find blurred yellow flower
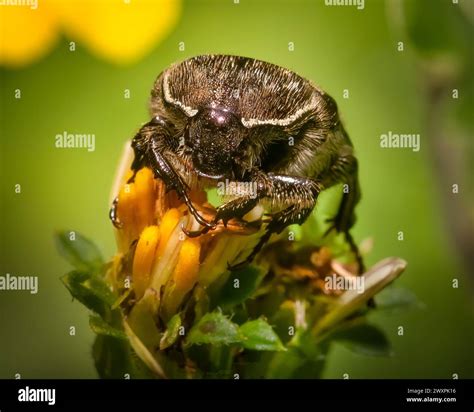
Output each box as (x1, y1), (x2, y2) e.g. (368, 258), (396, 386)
(0, 0), (181, 68)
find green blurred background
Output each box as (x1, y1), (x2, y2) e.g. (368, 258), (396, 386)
(1, 0), (473, 378)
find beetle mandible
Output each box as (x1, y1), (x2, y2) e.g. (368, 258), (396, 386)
(111, 55), (363, 271)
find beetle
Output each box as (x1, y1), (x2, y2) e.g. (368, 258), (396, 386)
(111, 55), (363, 271)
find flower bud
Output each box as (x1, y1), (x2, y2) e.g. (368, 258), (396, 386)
(134, 167), (156, 228)
(117, 182), (139, 250)
(132, 225), (161, 299)
(161, 238), (200, 320)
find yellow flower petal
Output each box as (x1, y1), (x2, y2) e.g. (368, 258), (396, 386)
(117, 183), (136, 226)
(133, 225), (160, 299)
(51, 0), (181, 65)
(117, 182), (139, 249)
(116, 167), (157, 250)
(0, 2), (59, 68)
(156, 208), (181, 258)
(173, 238), (200, 293)
(161, 238), (200, 320)
(134, 167), (156, 229)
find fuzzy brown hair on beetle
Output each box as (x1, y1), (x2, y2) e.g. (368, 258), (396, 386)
(110, 55), (363, 271)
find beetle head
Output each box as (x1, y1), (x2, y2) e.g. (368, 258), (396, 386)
(186, 107), (244, 179)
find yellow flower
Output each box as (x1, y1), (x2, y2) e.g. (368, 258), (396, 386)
(0, 0), (181, 68)
(0, 2), (58, 68)
(110, 141), (265, 322)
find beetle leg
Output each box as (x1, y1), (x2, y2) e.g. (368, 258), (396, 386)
(229, 203), (315, 270)
(228, 174), (320, 270)
(323, 154), (360, 234)
(321, 153), (364, 272)
(322, 154), (364, 271)
(214, 196), (260, 227)
(108, 118), (157, 227)
(182, 195), (259, 237)
(181, 200), (262, 237)
(110, 118), (215, 230)
(147, 140), (215, 230)
(181, 223), (213, 237)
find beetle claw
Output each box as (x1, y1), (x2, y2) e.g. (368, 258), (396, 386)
(213, 216), (229, 228)
(109, 197), (123, 229)
(181, 222), (216, 238)
(187, 205), (215, 229)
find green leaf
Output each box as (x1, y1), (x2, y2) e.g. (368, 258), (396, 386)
(240, 318), (285, 352)
(55, 230), (104, 274)
(327, 322), (392, 357)
(267, 349), (326, 379)
(266, 330), (327, 378)
(214, 265), (264, 309)
(160, 313), (182, 350)
(92, 332), (157, 379)
(186, 311), (241, 346)
(89, 315), (127, 340)
(290, 328), (327, 360)
(61, 270), (116, 317)
(374, 286), (421, 311)
(92, 335), (132, 379)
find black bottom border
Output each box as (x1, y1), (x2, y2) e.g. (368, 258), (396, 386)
(0, 379), (472, 408)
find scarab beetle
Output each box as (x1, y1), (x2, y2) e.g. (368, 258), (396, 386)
(111, 55), (363, 270)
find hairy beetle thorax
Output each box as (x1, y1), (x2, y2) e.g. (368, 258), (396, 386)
(162, 55), (318, 128)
